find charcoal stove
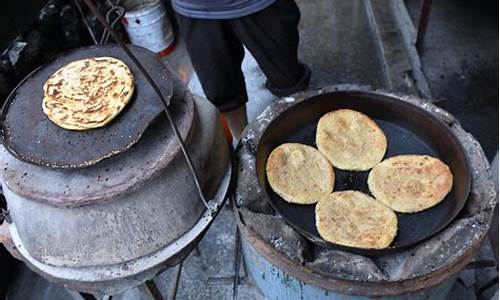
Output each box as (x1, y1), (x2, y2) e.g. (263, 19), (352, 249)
(0, 1), (233, 297)
(234, 85), (497, 299)
(0, 74), (232, 296)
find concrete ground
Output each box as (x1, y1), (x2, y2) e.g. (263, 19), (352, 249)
(4, 0), (498, 299)
(405, 0), (498, 162)
(405, 1), (499, 299)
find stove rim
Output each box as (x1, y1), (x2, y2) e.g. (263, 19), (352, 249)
(233, 84), (496, 296)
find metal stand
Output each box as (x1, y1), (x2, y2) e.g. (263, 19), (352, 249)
(76, 293), (112, 300)
(141, 280), (166, 300)
(76, 279), (167, 300)
(77, 292), (99, 300)
(416, 0), (432, 52)
(232, 225), (242, 300)
(167, 262), (183, 300)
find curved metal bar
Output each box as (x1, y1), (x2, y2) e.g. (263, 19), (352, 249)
(73, 0), (99, 45)
(100, 4), (126, 45)
(81, 0), (209, 208)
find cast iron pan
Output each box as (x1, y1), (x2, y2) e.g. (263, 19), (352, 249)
(0, 44), (172, 168)
(256, 91), (471, 255)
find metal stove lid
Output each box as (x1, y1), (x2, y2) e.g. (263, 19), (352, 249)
(0, 81), (193, 207)
(1, 44), (172, 169)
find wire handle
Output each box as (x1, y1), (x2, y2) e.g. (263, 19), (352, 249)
(79, 0), (210, 208)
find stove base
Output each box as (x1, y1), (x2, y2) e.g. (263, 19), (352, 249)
(6, 157), (232, 295)
(242, 240), (458, 300)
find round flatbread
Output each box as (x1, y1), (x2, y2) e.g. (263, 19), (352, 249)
(316, 109), (387, 171)
(42, 57), (134, 130)
(315, 191), (397, 249)
(266, 143), (335, 205)
(368, 155), (453, 213)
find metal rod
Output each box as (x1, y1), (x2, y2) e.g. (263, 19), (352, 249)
(416, 0), (432, 52)
(232, 224), (242, 300)
(81, 0), (209, 208)
(194, 245), (201, 256)
(145, 280), (165, 300)
(100, 1), (125, 45)
(101, 8), (125, 45)
(464, 259), (497, 269)
(168, 261), (183, 300)
(73, 0), (99, 45)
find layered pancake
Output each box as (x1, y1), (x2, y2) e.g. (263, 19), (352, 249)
(42, 57), (134, 130)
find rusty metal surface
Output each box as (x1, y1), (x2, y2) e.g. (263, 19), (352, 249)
(234, 85), (497, 296)
(1, 44), (172, 169)
(0, 78), (191, 207)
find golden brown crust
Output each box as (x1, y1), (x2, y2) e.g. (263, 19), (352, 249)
(266, 143), (335, 205)
(368, 155), (453, 213)
(316, 109), (387, 171)
(42, 57), (134, 130)
(315, 191), (398, 249)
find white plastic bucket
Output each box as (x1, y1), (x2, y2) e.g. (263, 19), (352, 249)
(122, 0), (175, 56)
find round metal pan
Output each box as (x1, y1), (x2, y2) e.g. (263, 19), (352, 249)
(1, 44), (172, 168)
(256, 90), (471, 256)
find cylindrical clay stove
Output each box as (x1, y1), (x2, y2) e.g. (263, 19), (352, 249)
(234, 85), (497, 299)
(0, 45), (231, 295)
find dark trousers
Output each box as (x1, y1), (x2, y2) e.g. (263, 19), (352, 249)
(176, 0), (310, 112)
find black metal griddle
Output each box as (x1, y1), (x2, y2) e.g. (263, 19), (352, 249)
(1, 44), (171, 168)
(256, 91), (471, 255)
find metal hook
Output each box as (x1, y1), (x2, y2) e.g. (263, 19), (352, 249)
(100, 1), (125, 44)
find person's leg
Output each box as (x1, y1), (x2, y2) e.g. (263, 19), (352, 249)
(175, 14), (249, 138)
(222, 105), (247, 140)
(229, 0), (310, 97)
